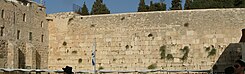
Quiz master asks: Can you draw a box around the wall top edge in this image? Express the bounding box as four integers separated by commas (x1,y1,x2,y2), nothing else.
47,8,245,18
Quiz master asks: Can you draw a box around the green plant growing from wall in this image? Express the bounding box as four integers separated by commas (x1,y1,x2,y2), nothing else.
205,47,210,51
159,45,166,59
208,48,216,57
147,64,157,69
98,66,104,70
180,46,190,61
167,54,174,60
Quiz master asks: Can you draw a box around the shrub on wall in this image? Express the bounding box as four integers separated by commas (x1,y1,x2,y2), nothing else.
206,45,217,57
98,66,104,70
167,54,174,60
205,47,211,51
208,48,216,57
180,46,190,61
159,45,166,59
147,64,157,69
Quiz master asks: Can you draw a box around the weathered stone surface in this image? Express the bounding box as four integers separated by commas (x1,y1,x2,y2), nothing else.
48,9,245,71
0,0,48,69
1,0,245,72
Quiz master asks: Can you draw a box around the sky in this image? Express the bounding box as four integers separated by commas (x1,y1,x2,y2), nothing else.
33,0,186,14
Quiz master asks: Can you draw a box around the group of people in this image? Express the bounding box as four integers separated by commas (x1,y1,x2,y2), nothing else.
225,59,245,74
61,59,245,74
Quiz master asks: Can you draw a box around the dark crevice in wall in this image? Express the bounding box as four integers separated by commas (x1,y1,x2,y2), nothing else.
68,18,74,25
184,22,189,27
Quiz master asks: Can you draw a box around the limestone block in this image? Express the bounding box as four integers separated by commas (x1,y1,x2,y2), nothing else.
187,31,195,36
205,35,214,38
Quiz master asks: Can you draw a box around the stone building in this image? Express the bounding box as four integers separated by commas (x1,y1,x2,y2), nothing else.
47,8,245,72
0,0,48,69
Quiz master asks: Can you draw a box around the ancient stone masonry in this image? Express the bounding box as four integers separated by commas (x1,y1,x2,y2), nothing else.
0,40,8,68
0,0,48,69
48,8,245,71
1,0,245,72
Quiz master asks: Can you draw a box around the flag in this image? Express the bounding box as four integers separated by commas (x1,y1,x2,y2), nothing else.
92,52,95,66
92,38,96,66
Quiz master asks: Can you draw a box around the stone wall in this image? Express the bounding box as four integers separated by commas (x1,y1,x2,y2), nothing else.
48,9,245,71
0,0,48,69
0,40,8,67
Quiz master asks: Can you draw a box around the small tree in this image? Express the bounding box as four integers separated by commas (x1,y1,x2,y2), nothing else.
138,0,148,12
91,0,110,15
184,0,191,10
158,1,166,11
234,0,245,8
99,4,110,14
149,1,166,11
155,2,166,11
186,0,237,9
171,0,182,10
149,1,157,11
81,2,89,15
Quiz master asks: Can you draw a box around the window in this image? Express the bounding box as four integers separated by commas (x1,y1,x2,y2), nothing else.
17,30,20,39
1,10,4,18
0,27,4,36
29,32,32,41
41,21,43,27
41,35,44,42
23,13,26,22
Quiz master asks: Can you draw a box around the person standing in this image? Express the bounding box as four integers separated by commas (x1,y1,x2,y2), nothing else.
234,59,245,74
62,66,74,74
